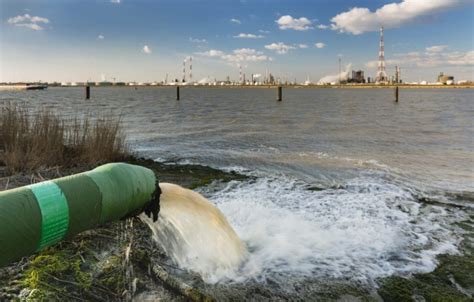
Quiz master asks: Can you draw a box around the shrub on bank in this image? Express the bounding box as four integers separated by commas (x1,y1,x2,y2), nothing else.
0,104,128,172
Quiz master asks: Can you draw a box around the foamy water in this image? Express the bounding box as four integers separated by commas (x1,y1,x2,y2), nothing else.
142,172,465,286
196,173,465,284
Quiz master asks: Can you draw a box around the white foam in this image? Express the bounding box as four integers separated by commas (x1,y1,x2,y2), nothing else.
296,151,392,170
200,175,463,283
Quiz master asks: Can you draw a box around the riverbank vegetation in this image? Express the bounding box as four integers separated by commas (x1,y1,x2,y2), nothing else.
0,103,128,173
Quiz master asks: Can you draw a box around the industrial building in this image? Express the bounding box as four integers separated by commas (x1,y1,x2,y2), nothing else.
350,70,365,83
437,72,454,84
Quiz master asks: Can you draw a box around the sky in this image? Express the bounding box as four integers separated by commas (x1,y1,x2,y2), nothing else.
0,0,473,83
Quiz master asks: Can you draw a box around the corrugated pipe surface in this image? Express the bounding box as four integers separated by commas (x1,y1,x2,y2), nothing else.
0,163,160,267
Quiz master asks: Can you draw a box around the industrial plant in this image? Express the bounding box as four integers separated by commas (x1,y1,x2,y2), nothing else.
1,26,471,89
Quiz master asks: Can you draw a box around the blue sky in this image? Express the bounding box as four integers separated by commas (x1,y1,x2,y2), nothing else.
1,0,473,83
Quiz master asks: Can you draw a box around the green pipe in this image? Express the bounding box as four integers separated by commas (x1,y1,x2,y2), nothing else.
0,163,160,267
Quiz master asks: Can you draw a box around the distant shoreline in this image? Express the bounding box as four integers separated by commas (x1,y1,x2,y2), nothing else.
1,84,473,90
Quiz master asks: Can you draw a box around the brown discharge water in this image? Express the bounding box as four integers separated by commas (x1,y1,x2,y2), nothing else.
141,183,246,283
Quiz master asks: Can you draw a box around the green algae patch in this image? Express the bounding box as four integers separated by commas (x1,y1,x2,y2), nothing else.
377,255,473,301
20,247,93,300
377,275,470,302
7,222,149,301
377,244,473,301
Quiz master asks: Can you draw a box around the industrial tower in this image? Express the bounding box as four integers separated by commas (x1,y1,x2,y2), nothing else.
189,56,193,83
239,64,243,84
375,26,388,84
182,58,186,82
181,56,193,83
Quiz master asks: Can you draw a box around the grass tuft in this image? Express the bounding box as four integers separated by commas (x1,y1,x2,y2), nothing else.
0,103,129,172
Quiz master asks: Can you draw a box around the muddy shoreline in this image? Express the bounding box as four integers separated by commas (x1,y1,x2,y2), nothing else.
0,157,472,301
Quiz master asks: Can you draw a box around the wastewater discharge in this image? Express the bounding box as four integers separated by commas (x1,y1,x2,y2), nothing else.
142,176,464,285
141,183,246,283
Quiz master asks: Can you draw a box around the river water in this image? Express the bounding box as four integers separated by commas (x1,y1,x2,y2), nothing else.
1,87,473,295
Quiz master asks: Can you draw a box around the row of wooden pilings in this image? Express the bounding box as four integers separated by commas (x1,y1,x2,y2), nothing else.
85,85,399,102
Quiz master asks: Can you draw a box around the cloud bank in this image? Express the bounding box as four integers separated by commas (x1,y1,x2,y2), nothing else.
197,48,271,63
366,47,474,68
330,0,462,35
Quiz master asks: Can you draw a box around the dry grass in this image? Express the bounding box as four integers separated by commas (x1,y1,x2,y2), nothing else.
0,104,129,173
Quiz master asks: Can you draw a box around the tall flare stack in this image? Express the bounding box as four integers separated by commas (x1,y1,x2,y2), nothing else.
182,58,186,83
375,26,388,84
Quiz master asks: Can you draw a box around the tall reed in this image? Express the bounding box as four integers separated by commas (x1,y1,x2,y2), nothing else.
0,104,128,172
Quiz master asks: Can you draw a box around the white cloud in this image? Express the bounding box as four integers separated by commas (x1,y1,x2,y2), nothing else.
298,44,308,49
196,48,271,63
222,48,271,62
189,37,207,43
259,29,270,34
233,33,264,39
16,23,44,31
98,34,105,40
142,45,152,54
197,49,225,57
8,14,49,24
426,45,448,53
110,0,121,3
265,42,296,54
365,49,474,68
330,0,462,35
7,14,49,30
230,18,241,24
317,24,329,29
30,16,49,23
276,15,312,31
315,42,326,49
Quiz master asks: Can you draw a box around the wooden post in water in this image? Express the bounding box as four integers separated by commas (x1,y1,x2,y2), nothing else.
395,86,399,102
277,86,282,101
176,86,180,101
85,85,90,100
